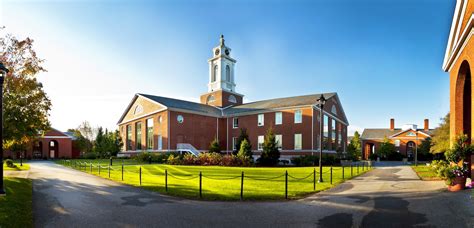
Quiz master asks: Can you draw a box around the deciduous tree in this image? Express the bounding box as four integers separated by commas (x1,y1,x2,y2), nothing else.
430,113,450,154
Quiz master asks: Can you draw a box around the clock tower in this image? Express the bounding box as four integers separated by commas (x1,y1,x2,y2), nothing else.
200,35,244,107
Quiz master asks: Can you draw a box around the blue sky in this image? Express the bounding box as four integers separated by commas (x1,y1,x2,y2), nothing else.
1,0,455,135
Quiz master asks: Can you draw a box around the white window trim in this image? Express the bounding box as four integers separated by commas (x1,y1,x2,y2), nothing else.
258,114,264,126
258,135,264,150
275,112,282,125
233,117,238,129
276,134,283,150
294,133,302,150
294,110,302,124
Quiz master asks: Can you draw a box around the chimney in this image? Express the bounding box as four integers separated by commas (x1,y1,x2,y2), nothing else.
424,119,429,131
390,118,395,131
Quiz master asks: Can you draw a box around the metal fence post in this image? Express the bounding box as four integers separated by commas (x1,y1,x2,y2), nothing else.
99,164,101,175
351,164,353,177
285,170,288,199
108,165,111,178
330,166,333,184
165,169,168,192
139,166,142,186
357,164,359,174
240,171,244,201
121,164,124,181
199,171,202,199
90,163,92,173
313,168,316,191
110,157,113,166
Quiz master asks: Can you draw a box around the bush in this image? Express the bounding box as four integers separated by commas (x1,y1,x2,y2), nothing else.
165,152,252,167
83,152,97,159
4,159,15,168
291,154,340,167
167,154,182,165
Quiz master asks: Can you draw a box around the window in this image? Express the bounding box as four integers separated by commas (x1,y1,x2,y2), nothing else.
177,115,184,123
207,95,215,104
226,65,230,81
146,118,153,150
258,114,264,126
228,95,237,103
337,123,342,149
407,132,416,137
275,112,282,125
136,122,142,150
331,119,336,149
323,115,329,150
294,134,302,150
157,135,163,150
126,125,132,150
276,134,282,150
212,65,218,82
331,105,337,115
394,140,400,147
258,135,264,150
233,118,239,128
158,115,162,123
294,110,302,123
134,105,143,115
233,137,238,150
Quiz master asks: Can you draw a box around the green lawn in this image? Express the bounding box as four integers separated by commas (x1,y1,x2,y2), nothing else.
0,178,33,228
411,165,441,181
58,159,372,200
4,162,30,171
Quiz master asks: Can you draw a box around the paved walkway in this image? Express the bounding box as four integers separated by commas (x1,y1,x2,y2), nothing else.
24,161,474,227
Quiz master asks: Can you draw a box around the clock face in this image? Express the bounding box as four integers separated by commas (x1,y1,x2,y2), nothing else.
215,49,220,55
177,115,184,124
225,49,230,55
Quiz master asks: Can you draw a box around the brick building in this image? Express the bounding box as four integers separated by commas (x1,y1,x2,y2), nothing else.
443,0,474,176
361,119,433,160
5,128,79,159
117,36,349,161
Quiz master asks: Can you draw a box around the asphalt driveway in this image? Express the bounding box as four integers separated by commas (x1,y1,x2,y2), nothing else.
27,161,474,228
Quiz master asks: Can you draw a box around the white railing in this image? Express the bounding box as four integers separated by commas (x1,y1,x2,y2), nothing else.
177,143,200,156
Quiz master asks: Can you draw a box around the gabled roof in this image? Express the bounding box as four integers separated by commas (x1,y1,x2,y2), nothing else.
118,92,348,124
361,128,434,140
224,93,336,115
139,93,222,116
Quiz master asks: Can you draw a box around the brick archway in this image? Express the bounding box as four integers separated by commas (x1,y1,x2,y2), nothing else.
455,60,472,141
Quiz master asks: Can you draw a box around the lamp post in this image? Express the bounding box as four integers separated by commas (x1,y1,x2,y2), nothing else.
0,62,8,196
317,94,326,183
415,131,418,167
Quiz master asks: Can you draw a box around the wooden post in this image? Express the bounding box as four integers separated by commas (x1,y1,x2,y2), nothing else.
240,171,244,201
199,171,202,199
330,166,333,184
342,164,345,180
313,168,316,191
285,170,288,199
165,169,168,192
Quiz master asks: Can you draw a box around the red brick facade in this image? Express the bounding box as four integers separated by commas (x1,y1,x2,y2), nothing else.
444,0,474,177
5,128,76,159
118,93,349,160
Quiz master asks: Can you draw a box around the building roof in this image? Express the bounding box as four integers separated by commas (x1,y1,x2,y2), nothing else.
119,92,344,124
224,93,336,115
361,128,434,140
139,93,222,116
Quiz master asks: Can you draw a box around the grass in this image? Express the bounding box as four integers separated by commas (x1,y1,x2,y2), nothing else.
0,178,33,228
411,164,442,181
57,159,372,200
3,162,30,171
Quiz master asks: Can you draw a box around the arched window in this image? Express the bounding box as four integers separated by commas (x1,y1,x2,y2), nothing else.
207,95,216,104
212,65,218,82
331,105,337,115
226,65,230,81
228,95,237,103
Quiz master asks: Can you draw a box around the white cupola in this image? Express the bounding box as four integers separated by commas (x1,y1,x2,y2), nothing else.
207,35,237,93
